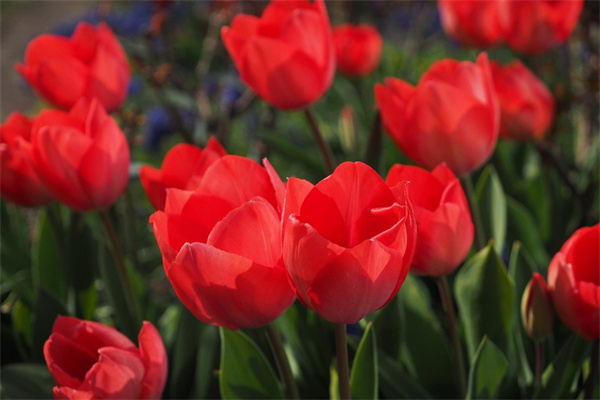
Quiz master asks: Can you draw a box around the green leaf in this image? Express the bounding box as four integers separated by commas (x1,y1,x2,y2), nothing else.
397,275,454,397
372,295,401,358
475,165,507,254
219,328,283,399
32,210,65,303
350,322,378,399
0,201,31,279
466,336,508,399
0,363,54,399
455,243,516,359
378,351,432,399
506,198,550,267
534,335,591,399
194,324,220,399
32,287,68,363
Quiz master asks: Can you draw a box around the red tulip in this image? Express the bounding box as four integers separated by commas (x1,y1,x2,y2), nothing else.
490,60,555,141
30,98,130,211
16,22,130,112
499,0,584,55
333,23,383,77
521,272,554,340
375,52,499,176
44,316,167,400
221,0,335,110
386,163,473,276
282,162,416,324
547,224,600,340
150,156,294,330
0,112,55,207
438,0,503,48
139,138,226,211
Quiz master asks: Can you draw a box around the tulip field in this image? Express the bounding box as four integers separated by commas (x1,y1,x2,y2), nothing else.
0,1,598,399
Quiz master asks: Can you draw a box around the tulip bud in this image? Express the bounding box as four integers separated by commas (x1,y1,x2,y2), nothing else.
521,273,554,340
338,105,356,154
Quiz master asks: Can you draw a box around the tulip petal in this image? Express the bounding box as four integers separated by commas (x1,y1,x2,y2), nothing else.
221,15,260,65
282,177,313,235
22,35,75,66
386,164,445,211
44,333,98,388
88,42,130,112
138,322,168,399
277,7,329,67
53,387,95,400
262,158,286,212
52,316,137,351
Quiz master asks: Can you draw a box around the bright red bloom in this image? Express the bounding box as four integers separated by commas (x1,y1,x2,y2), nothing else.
386,163,473,276
44,316,167,400
282,162,416,324
375,53,499,176
547,224,600,341
0,112,55,207
333,23,382,77
150,156,294,330
499,0,584,55
221,0,335,110
521,272,554,340
16,22,130,112
139,138,226,211
30,98,130,211
438,0,503,48
490,60,555,141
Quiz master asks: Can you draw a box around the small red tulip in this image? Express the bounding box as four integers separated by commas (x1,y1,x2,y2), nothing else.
386,163,473,276
0,112,55,207
490,60,555,141
30,98,130,212
375,53,499,176
282,162,416,324
150,156,294,330
521,272,554,340
499,0,584,55
333,23,383,77
16,22,130,113
547,224,600,341
438,0,503,48
139,138,226,211
44,316,167,400
221,0,335,110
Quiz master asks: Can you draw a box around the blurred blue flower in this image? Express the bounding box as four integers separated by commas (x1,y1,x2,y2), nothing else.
144,107,172,151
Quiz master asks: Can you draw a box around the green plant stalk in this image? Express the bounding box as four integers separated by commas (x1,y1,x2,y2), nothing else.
584,340,599,399
99,209,141,328
335,323,351,400
264,324,299,399
304,108,336,174
460,175,485,250
535,341,544,388
364,110,383,174
437,275,466,398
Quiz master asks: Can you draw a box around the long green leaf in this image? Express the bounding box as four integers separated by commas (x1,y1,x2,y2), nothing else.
0,363,54,399
378,351,432,399
350,322,378,399
475,165,507,254
466,337,508,399
32,210,65,304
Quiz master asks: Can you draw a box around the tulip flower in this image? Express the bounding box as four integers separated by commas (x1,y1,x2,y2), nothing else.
44,316,167,400
221,0,335,110
150,156,294,330
16,22,130,112
499,0,584,55
547,224,600,341
282,162,416,324
375,52,500,176
386,163,473,276
333,23,383,77
521,272,554,340
139,138,226,211
438,0,503,48
490,60,555,141
0,112,55,207
30,98,130,212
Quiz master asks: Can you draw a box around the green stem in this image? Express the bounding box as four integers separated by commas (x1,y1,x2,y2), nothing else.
264,324,299,399
304,108,336,174
437,276,466,398
335,323,351,400
584,340,599,399
99,209,141,327
534,341,544,388
364,110,383,174
460,175,485,250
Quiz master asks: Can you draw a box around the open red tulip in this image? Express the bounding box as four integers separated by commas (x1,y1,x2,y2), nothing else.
438,0,503,48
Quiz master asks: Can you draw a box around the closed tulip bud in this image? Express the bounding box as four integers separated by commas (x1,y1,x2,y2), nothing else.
139,138,226,211
333,23,383,77
375,53,499,176
221,0,335,110
1,112,55,207
44,317,167,400
490,60,555,141
338,105,356,154
521,273,554,340
438,0,503,48
547,224,600,340
16,22,130,113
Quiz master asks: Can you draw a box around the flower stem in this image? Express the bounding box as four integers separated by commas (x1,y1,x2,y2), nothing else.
264,324,299,399
460,175,485,250
364,110,383,174
335,323,351,400
584,340,599,399
99,209,141,327
437,275,466,398
304,108,335,174
534,341,544,388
